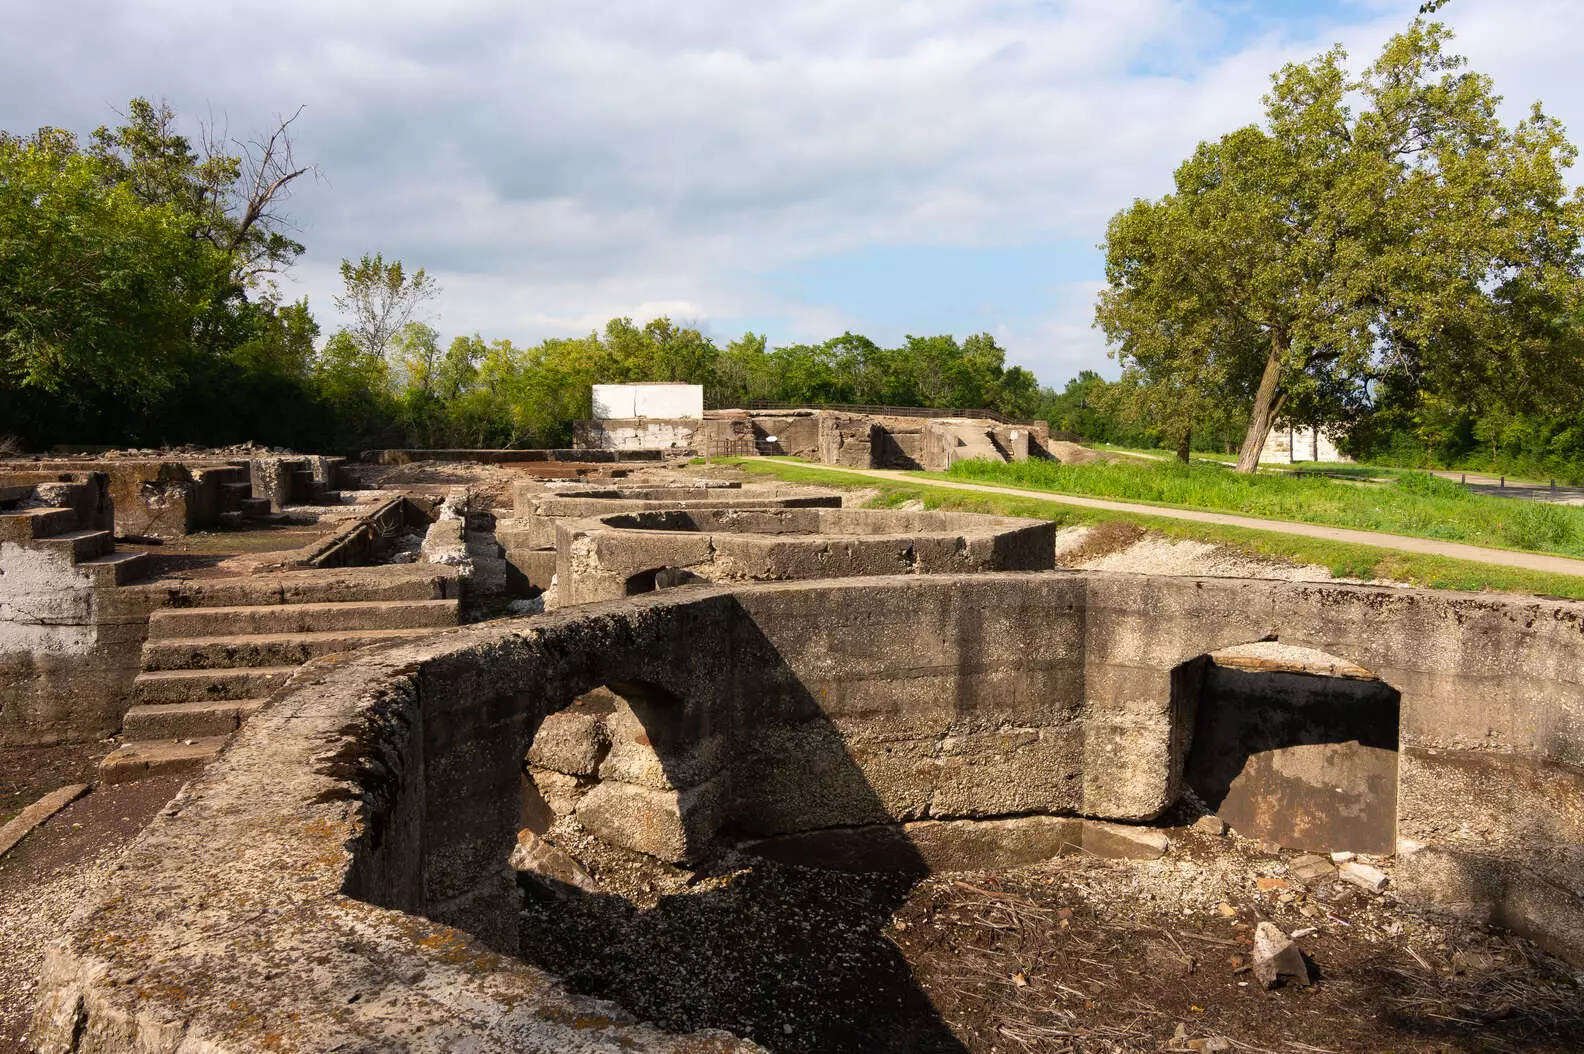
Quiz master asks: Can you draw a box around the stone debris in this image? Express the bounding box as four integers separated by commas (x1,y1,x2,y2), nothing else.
1288,853,1338,886
1251,921,1312,989
1339,860,1390,893
1170,1024,1232,1052
510,829,602,896
1193,814,1228,836
1330,850,1356,864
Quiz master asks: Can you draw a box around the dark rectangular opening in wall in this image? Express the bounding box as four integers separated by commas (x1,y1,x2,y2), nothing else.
1184,663,1400,855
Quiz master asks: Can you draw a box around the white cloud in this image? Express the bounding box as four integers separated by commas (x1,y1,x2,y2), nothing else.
1,0,1579,382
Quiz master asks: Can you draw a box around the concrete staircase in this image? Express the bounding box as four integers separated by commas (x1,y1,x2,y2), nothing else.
0,483,147,586
950,426,1006,465
101,586,460,784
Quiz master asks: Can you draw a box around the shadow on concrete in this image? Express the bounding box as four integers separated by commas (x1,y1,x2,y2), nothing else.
510,597,966,1053
1180,657,1400,855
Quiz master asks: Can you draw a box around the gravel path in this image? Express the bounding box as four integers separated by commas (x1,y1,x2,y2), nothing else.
805,465,1584,577
0,777,183,1052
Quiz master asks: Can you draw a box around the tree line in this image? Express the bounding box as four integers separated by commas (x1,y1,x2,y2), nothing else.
0,100,1044,452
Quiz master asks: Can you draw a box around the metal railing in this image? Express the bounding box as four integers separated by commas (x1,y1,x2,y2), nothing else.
739,399,1040,427
701,437,783,460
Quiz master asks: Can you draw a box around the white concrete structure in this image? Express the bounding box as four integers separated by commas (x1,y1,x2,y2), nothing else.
591,383,703,420
1261,424,1351,464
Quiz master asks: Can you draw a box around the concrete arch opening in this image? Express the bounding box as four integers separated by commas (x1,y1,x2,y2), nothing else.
1179,642,1400,855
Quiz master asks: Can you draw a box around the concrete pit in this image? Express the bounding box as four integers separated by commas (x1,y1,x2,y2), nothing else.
27,572,1584,1053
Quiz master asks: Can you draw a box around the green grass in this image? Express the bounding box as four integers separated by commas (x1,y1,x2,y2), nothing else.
937,457,1584,559
724,458,1584,600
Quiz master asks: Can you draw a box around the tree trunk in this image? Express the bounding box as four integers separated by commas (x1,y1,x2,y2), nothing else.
1235,339,1287,473
1176,429,1191,463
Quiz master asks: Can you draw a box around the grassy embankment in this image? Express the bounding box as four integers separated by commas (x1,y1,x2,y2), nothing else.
942,457,1584,558
722,458,1584,601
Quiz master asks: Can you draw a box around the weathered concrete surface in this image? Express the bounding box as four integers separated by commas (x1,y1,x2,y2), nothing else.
553,506,1056,607
29,572,1584,1052
505,483,841,551
1186,657,1401,854
365,448,668,465
0,537,156,746
2,460,232,538
2,561,461,747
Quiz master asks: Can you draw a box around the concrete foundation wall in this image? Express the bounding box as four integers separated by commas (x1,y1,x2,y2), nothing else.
31,573,1584,1052
553,507,1057,607
0,547,157,746
0,460,253,538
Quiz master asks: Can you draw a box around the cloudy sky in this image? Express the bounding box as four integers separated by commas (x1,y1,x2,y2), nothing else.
2,0,1580,387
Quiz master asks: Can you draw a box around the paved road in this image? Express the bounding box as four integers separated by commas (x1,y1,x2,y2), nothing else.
799,464,1584,578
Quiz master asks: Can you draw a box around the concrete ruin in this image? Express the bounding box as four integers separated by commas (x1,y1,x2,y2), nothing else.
499,482,843,593
574,407,1051,470
26,572,1584,1052
550,507,1055,607
8,445,1584,1051
0,455,349,537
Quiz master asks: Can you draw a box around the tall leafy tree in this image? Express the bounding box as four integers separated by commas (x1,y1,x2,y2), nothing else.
1096,19,1584,472
333,253,439,362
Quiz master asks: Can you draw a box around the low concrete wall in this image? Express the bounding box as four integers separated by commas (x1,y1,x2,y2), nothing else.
500,485,843,594
552,507,1057,607
1,460,244,538
363,448,669,465
30,573,1584,1052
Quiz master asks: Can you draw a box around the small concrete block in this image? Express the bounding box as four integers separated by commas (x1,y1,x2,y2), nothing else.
1079,820,1170,860
1251,921,1311,989
1193,814,1228,836
1289,853,1338,886
526,709,608,776
1339,861,1390,893
526,767,589,817
575,777,724,864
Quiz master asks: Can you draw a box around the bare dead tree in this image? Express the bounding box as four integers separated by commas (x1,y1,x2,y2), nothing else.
200,105,318,285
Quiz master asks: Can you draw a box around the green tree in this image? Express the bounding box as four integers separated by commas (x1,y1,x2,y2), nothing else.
333,253,439,362
0,126,232,404
1095,19,1584,473
88,98,311,286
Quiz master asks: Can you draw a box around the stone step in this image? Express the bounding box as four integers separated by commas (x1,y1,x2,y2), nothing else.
99,737,229,786
0,484,33,507
121,699,267,739
159,567,459,608
77,551,148,586
132,666,300,704
0,506,77,543
147,598,460,639
141,626,446,671
33,529,114,562
239,497,271,518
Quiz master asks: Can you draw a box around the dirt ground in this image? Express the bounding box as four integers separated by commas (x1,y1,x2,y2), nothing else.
0,775,185,1052
517,823,1584,1054
0,742,109,826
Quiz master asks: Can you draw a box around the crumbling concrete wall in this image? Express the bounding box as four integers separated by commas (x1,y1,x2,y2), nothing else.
30,573,1584,1053
748,413,821,458
0,459,252,538
552,507,1057,607
0,545,155,746
0,473,152,745
817,414,880,466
